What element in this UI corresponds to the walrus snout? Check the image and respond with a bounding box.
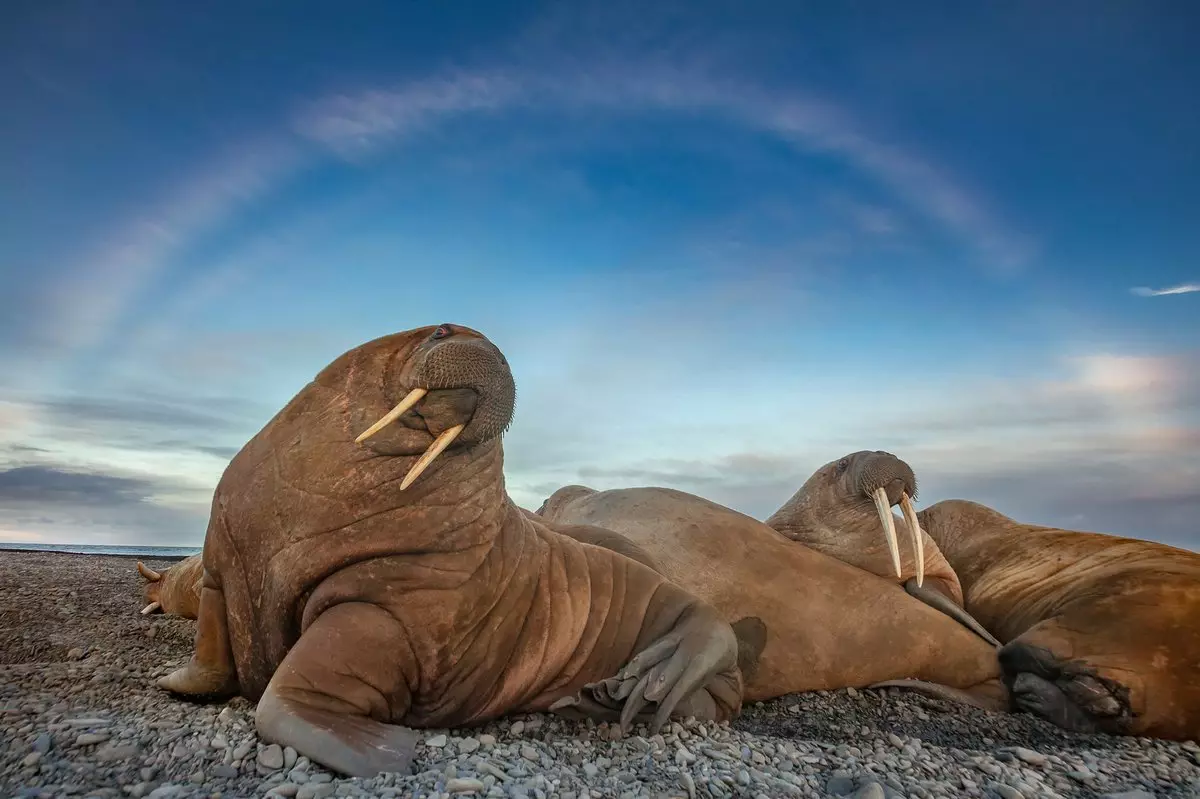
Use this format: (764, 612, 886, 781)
(355, 325, 516, 490)
(854, 452, 924, 586)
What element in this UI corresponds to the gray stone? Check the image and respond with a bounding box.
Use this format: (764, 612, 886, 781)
(258, 743, 285, 770)
(826, 775, 856, 795)
(446, 778, 486, 794)
(852, 783, 886, 799)
(75, 732, 110, 746)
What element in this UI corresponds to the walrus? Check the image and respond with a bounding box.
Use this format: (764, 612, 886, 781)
(765, 450, 1000, 646)
(535, 484, 1009, 709)
(156, 323, 748, 777)
(919, 499, 1200, 741)
(136, 555, 203, 618)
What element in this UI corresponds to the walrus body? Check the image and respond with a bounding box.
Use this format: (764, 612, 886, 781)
(536, 485, 1008, 707)
(137, 555, 203, 618)
(920, 499, 1200, 740)
(158, 325, 746, 777)
(766, 451, 1000, 646)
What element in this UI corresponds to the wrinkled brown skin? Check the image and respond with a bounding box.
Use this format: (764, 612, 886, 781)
(139, 554, 204, 619)
(920, 499, 1200, 740)
(765, 451, 1001, 647)
(536, 485, 1009, 709)
(156, 324, 745, 778)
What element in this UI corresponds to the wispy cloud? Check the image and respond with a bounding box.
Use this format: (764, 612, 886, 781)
(1132, 283, 1200, 297)
(508, 348, 1200, 551)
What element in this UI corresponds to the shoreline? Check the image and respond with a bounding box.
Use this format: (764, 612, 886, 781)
(0, 546, 197, 562)
(2, 550, 1197, 798)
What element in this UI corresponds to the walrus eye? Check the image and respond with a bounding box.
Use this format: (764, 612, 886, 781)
(431, 324, 453, 340)
(836, 458, 849, 474)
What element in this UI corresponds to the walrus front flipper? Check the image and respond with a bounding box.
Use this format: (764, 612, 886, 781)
(999, 640, 1132, 734)
(255, 602, 419, 778)
(550, 604, 741, 733)
(903, 577, 1002, 648)
(869, 678, 1010, 712)
(157, 577, 238, 699)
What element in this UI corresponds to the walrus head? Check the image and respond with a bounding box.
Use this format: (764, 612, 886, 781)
(766, 450, 926, 584)
(343, 323, 517, 489)
(137, 561, 164, 615)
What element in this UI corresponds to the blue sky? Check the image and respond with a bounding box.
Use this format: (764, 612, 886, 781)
(1, 1, 1198, 550)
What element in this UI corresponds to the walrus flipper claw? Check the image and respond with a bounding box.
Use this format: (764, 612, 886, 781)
(552, 605, 742, 733)
(903, 578, 1002, 648)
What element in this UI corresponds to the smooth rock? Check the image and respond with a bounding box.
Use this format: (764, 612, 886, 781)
(446, 778, 485, 794)
(258, 743, 285, 770)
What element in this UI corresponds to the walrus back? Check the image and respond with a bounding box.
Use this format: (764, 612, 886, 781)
(541, 485, 1004, 700)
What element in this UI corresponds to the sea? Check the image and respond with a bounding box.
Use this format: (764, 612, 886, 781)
(0, 543, 200, 559)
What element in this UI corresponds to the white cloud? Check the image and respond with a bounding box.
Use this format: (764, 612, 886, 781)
(1132, 283, 1200, 297)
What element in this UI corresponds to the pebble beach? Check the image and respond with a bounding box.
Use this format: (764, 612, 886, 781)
(2, 551, 1197, 799)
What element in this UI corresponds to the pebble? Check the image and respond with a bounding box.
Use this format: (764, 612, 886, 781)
(75, 732, 110, 745)
(446, 777, 485, 794)
(259, 743, 285, 770)
(427, 733, 448, 747)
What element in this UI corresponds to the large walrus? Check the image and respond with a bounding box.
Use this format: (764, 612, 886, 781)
(156, 323, 749, 777)
(136, 555, 203, 618)
(919, 499, 1200, 741)
(765, 450, 1000, 646)
(535, 484, 1009, 709)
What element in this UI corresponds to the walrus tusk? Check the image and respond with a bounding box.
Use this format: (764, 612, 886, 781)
(140, 601, 161, 615)
(399, 424, 465, 490)
(871, 487, 903, 579)
(137, 561, 162, 582)
(899, 492, 924, 587)
(355, 388, 429, 443)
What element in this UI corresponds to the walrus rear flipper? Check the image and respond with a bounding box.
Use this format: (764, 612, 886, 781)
(869, 678, 1010, 713)
(999, 640, 1132, 734)
(903, 577, 1002, 648)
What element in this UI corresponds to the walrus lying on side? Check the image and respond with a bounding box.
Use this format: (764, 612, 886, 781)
(919, 499, 1200, 741)
(536, 484, 1009, 710)
(156, 323, 748, 777)
(136, 555, 203, 618)
(765, 450, 1000, 646)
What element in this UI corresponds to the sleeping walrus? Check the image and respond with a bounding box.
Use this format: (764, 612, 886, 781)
(156, 323, 748, 777)
(536, 484, 1009, 709)
(136, 555, 203, 618)
(919, 499, 1200, 741)
(765, 450, 999, 646)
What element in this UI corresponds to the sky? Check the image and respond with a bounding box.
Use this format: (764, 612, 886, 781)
(1, 1, 1198, 551)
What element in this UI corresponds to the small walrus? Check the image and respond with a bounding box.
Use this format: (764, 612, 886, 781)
(136, 555, 203, 618)
(920, 498, 1200, 741)
(766, 450, 999, 646)
(536, 484, 1009, 709)
(156, 323, 748, 777)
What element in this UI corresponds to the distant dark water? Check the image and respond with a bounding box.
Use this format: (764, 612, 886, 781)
(0, 542, 200, 559)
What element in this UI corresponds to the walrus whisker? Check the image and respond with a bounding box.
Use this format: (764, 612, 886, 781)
(399, 424, 464, 490)
(899, 492, 924, 587)
(355, 387, 429, 443)
(140, 601, 161, 615)
(137, 561, 162, 582)
(871, 487, 903, 578)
